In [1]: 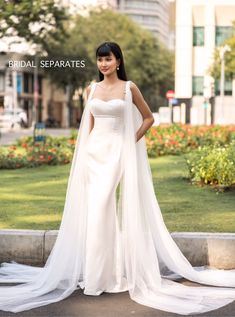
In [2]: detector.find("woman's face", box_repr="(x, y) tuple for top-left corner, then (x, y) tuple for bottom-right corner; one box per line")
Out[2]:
(96, 52), (120, 76)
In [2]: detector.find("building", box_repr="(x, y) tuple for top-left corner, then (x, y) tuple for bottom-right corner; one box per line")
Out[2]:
(117, 0), (170, 47)
(0, 51), (69, 128)
(175, 0), (235, 125)
(74, 0), (171, 48)
(168, 0), (176, 50)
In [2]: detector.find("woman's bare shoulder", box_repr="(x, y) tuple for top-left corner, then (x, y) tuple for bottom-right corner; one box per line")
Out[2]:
(129, 81), (140, 93)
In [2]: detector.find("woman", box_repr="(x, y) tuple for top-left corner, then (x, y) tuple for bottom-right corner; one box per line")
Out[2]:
(0, 41), (235, 315)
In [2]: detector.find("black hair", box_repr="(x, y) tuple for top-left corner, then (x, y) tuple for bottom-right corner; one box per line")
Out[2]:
(95, 42), (127, 81)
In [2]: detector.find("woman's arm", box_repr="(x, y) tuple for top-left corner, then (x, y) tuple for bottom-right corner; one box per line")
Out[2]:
(130, 82), (154, 143)
(85, 85), (94, 134)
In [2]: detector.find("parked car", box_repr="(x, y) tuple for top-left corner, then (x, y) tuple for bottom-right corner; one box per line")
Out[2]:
(0, 108), (28, 129)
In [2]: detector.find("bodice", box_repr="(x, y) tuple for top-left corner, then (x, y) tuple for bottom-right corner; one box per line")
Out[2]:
(88, 98), (125, 134)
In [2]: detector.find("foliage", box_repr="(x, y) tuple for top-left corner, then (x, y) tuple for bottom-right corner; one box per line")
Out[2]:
(0, 0), (68, 51)
(186, 141), (235, 188)
(0, 3), (174, 112)
(45, 7), (174, 111)
(0, 130), (77, 169)
(146, 124), (235, 157)
(1, 124), (235, 169)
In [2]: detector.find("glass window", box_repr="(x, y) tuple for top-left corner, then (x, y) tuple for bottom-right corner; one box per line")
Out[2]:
(125, 0), (159, 10)
(215, 26), (234, 46)
(192, 76), (204, 95)
(193, 27), (204, 46)
(215, 78), (232, 96)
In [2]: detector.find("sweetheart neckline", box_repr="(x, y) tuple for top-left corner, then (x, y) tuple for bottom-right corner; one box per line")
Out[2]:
(89, 98), (125, 103)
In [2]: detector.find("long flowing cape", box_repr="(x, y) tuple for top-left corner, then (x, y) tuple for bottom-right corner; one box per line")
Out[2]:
(0, 80), (235, 314)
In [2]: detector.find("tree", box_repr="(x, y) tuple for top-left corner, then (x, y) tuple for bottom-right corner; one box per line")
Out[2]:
(0, 0), (68, 51)
(40, 7), (174, 124)
(0, 3), (174, 123)
(70, 7), (174, 111)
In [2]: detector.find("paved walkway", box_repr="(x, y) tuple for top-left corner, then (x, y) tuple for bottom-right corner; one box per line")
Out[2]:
(0, 279), (234, 317)
(0, 128), (72, 145)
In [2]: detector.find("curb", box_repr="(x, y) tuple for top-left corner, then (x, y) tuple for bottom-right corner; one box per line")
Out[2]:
(0, 230), (235, 269)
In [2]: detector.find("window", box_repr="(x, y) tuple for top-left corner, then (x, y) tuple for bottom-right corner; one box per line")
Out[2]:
(125, 0), (159, 10)
(23, 73), (42, 94)
(215, 26), (234, 46)
(215, 78), (232, 96)
(192, 76), (204, 95)
(193, 27), (204, 46)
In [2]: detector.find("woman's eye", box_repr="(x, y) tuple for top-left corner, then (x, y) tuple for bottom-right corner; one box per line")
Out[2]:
(97, 58), (112, 62)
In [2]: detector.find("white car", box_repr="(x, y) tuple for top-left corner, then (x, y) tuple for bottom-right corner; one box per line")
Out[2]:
(0, 108), (28, 129)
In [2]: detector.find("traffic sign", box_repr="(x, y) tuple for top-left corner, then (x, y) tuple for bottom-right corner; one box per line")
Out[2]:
(166, 90), (175, 99)
(171, 98), (178, 105)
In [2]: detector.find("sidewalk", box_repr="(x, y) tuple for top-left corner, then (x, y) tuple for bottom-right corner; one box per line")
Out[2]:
(0, 128), (73, 145)
(0, 280), (235, 317)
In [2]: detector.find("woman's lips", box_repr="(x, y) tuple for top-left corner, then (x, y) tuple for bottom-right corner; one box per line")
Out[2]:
(101, 69), (109, 71)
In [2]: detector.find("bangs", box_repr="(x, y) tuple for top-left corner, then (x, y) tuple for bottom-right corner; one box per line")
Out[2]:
(96, 44), (112, 57)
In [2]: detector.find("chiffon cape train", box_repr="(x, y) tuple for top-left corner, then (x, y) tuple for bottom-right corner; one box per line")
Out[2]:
(0, 80), (235, 314)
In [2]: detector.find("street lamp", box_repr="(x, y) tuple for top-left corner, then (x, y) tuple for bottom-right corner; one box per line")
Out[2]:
(219, 44), (231, 124)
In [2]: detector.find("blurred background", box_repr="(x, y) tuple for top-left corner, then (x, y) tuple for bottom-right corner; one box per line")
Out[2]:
(0, 0), (234, 130)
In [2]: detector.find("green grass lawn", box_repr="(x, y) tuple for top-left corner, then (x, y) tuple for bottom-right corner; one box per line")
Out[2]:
(0, 155), (234, 232)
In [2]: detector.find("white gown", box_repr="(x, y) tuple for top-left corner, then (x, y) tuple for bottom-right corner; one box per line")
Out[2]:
(0, 80), (235, 315)
(80, 97), (128, 295)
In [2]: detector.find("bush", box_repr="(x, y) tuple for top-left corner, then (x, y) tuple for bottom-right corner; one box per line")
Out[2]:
(146, 124), (235, 157)
(0, 130), (77, 169)
(186, 141), (235, 188)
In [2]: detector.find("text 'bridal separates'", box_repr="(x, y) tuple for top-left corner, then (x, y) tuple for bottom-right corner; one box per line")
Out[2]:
(0, 81), (235, 315)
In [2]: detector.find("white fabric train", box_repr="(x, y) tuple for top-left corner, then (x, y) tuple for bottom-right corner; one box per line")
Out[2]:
(0, 80), (235, 314)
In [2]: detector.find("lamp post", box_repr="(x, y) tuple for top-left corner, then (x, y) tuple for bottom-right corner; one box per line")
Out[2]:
(219, 44), (231, 124)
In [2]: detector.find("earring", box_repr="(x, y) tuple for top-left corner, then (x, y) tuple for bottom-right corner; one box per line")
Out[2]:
(117, 66), (119, 70)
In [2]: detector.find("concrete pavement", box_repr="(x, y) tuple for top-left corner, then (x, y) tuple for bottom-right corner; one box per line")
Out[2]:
(0, 280), (235, 317)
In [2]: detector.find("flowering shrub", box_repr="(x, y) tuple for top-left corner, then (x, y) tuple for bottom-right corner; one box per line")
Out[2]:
(146, 124), (235, 157)
(0, 129), (77, 169)
(1, 125), (235, 169)
(186, 141), (235, 188)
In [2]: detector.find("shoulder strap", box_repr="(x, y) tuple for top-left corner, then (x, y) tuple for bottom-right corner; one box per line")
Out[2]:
(87, 82), (97, 102)
(125, 80), (133, 103)
(125, 80), (131, 102)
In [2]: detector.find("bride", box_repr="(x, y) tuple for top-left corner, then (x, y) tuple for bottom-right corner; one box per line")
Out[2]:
(0, 41), (235, 315)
